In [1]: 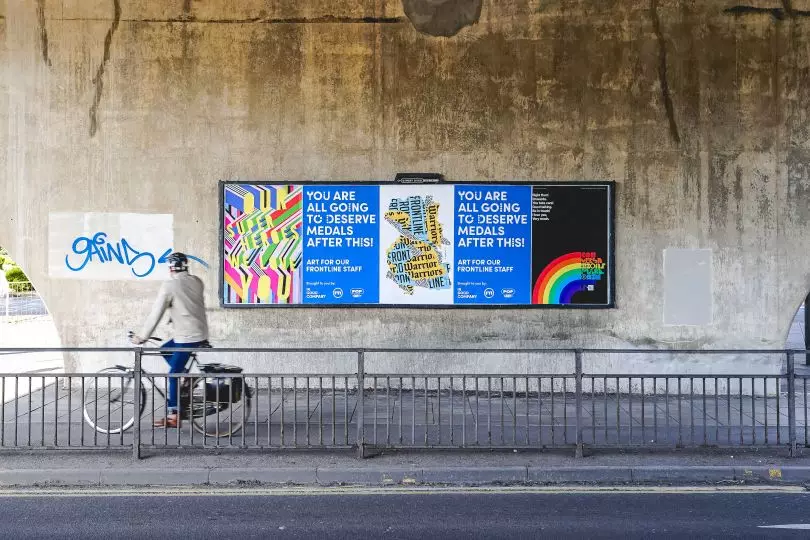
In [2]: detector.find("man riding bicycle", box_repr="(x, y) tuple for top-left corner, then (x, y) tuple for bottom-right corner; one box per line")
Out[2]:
(130, 252), (209, 428)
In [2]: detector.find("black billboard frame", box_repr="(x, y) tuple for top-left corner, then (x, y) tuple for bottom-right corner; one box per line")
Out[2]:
(218, 179), (616, 310)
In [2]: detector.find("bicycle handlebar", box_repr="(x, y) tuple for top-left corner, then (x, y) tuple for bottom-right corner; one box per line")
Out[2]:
(127, 331), (162, 342)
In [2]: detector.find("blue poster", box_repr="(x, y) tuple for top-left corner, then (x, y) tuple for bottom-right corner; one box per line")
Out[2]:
(301, 185), (380, 304)
(453, 185), (532, 304)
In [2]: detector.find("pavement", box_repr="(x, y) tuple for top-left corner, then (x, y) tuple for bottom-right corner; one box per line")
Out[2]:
(0, 316), (62, 373)
(0, 486), (807, 538)
(0, 448), (807, 487)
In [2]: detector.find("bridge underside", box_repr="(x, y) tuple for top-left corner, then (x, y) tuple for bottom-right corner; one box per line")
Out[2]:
(0, 1), (808, 373)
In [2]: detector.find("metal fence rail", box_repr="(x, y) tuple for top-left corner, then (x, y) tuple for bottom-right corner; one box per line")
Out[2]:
(0, 347), (807, 458)
(1, 281), (47, 319)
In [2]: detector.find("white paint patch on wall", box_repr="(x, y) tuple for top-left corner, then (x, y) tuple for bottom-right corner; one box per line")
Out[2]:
(663, 248), (713, 326)
(49, 213), (173, 281)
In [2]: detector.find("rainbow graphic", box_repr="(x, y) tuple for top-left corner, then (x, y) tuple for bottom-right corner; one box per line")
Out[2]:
(532, 252), (605, 305)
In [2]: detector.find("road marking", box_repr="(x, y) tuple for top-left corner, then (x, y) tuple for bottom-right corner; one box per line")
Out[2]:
(758, 524), (810, 530)
(0, 485), (803, 498)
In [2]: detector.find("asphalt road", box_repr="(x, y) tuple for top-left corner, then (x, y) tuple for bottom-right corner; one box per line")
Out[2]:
(0, 487), (808, 539)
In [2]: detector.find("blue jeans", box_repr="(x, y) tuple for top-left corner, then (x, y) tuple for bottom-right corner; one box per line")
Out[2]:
(161, 339), (205, 413)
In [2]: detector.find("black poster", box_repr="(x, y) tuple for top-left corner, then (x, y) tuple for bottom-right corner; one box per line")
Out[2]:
(530, 184), (612, 306)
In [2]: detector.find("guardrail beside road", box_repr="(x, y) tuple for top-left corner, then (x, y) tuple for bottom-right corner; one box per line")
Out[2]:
(0, 346), (806, 459)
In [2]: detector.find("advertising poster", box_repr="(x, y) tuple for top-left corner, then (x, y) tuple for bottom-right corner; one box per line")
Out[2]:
(454, 185), (532, 304)
(223, 184), (303, 304)
(530, 184), (610, 306)
(378, 184), (455, 305)
(221, 181), (613, 307)
(301, 185), (379, 304)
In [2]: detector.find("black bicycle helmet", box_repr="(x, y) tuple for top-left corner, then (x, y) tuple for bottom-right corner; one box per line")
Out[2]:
(166, 252), (188, 272)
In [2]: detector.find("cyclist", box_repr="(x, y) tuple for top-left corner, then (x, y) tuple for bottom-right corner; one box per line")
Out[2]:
(130, 252), (209, 428)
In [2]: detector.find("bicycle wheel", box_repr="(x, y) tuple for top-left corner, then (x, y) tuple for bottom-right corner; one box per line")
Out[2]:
(189, 375), (251, 438)
(82, 367), (145, 434)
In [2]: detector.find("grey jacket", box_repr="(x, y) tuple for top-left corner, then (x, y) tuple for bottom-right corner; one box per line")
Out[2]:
(139, 272), (209, 343)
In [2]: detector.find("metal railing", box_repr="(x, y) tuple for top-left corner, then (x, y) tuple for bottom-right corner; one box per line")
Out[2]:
(1, 282), (47, 319)
(0, 346), (807, 458)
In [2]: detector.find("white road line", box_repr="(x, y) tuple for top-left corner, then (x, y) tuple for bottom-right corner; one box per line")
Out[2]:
(758, 524), (810, 530)
(0, 485), (803, 498)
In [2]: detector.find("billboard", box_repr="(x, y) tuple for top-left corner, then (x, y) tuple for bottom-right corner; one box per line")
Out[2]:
(221, 181), (613, 308)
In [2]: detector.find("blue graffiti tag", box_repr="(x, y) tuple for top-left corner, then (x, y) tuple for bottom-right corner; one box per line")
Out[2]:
(65, 232), (208, 278)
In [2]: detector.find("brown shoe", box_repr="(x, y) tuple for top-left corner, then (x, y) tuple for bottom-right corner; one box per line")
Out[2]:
(153, 415), (180, 428)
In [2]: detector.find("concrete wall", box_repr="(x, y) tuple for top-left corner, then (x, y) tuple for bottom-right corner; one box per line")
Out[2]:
(2, 0), (810, 375)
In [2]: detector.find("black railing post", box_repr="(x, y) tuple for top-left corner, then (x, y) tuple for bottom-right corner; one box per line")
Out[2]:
(804, 296), (809, 366)
(133, 347), (142, 460)
(356, 349), (366, 459)
(575, 349), (584, 458)
(788, 351), (798, 457)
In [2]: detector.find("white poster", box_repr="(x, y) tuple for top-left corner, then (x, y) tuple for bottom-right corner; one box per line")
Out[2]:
(378, 185), (455, 305)
(49, 213), (174, 280)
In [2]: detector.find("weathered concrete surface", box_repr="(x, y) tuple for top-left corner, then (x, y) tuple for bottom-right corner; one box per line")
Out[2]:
(402, 0), (482, 36)
(1, 1), (809, 374)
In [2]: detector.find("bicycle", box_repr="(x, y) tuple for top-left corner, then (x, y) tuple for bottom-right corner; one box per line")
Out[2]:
(82, 335), (252, 438)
